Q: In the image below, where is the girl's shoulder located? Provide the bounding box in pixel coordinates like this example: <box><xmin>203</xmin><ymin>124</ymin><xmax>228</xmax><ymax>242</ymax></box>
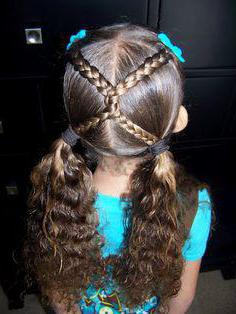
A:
<box><xmin>175</xmin><ymin>162</ymin><xmax>213</xmax><ymax>232</ymax></box>
<box><xmin>182</xmin><ymin>187</ymin><xmax>213</xmax><ymax>261</ymax></box>
<box><xmin>190</xmin><ymin>187</ymin><xmax>212</xmax><ymax>236</ymax></box>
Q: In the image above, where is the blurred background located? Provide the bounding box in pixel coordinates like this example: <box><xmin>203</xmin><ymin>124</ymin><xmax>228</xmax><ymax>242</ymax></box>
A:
<box><xmin>0</xmin><ymin>0</ymin><xmax>236</xmax><ymax>313</ymax></box>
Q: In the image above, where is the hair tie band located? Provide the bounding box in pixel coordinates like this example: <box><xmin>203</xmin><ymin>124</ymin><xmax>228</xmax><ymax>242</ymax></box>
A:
<box><xmin>61</xmin><ymin>125</ymin><xmax>171</xmax><ymax>156</ymax></box>
<box><xmin>61</xmin><ymin>125</ymin><xmax>81</xmax><ymax>146</ymax></box>
<box><xmin>157</xmin><ymin>33</ymin><xmax>185</xmax><ymax>63</ymax></box>
<box><xmin>66</xmin><ymin>29</ymin><xmax>87</xmax><ymax>50</ymax></box>
<box><xmin>147</xmin><ymin>134</ymin><xmax>171</xmax><ymax>156</ymax></box>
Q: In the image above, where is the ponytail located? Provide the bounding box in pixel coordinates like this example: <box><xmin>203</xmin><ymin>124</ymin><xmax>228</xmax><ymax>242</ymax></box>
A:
<box><xmin>113</xmin><ymin>151</ymin><xmax>188</xmax><ymax>313</ymax></box>
<box><xmin>24</xmin><ymin>138</ymin><xmax>105</xmax><ymax>307</ymax></box>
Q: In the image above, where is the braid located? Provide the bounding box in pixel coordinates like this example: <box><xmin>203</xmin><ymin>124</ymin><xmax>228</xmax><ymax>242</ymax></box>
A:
<box><xmin>75</xmin><ymin>86</ymin><xmax>122</xmax><ymax>134</ymax></box>
<box><xmin>109</xmin><ymin>49</ymin><xmax>172</xmax><ymax>144</ymax></box>
<box><xmin>115</xmin><ymin>48</ymin><xmax>171</xmax><ymax>96</ymax></box>
<box><xmin>114</xmin><ymin>113</ymin><xmax>157</xmax><ymax>145</ymax></box>
<box><xmin>73</xmin><ymin>51</ymin><xmax>113</xmax><ymax>97</ymax></box>
<box><xmin>77</xmin><ymin>111</ymin><xmax>119</xmax><ymax>134</ymax></box>
<box><xmin>72</xmin><ymin>52</ymin><xmax>121</xmax><ymax>133</ymax></box>
<box><xmin>71</xmin><ymin>47</ymin><xmax>172</xmax><ymax>144</ymax></box>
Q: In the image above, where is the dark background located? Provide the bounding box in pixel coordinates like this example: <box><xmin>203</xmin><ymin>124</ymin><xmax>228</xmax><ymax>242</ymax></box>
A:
<box><xmin>0</xmin><ymin>0</ymin><xmax>236</xmax><ymax>309</ymax></box>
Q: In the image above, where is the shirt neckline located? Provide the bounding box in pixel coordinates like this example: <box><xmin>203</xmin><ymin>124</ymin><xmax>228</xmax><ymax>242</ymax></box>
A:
<box><xmin>96</xmin><ymin>191</ymin><xmax>131</xmax><ymax>201</ymax></box>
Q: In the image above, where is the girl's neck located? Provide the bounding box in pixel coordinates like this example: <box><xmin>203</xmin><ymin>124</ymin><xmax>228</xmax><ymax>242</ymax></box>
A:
<box><xmin>92</xmin><ymin>155</ymin><xmax>144</xmax><ymax>197</ymax></box>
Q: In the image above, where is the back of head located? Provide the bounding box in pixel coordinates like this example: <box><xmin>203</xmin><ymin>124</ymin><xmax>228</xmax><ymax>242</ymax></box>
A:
<box><xmin>64</xmin><ymin>23</ymin><xmax>184</xmax><ymax>156</ymax></box>
<box><xmin>24</xmin><ymin>23</ymin><xmax>208</xmax><ymax>314</ymax></box>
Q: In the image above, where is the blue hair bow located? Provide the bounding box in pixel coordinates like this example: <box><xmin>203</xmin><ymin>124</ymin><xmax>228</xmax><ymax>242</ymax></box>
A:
<box><xmin>66</xmin><ymin>29</ymin><xmax>87</xmax><ymax>50</ymax></box>
<box><xmin>157</xmin><ymin>33</ymin><xmax>185</xmax><ymax>63</ymax></box>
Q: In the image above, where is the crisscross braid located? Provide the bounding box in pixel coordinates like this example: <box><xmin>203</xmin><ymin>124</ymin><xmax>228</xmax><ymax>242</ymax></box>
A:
<box><xmin>72</xmin><ymin>48</ymin><xmax>172</xmax><ymax>145</ymax></box>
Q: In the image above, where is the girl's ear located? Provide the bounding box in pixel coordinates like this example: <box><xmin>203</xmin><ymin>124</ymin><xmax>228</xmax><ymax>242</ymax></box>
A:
<box><xmin>173</xmin><ymin>105</ymin><xmax>188</xmax><ymax>133</ymax></box>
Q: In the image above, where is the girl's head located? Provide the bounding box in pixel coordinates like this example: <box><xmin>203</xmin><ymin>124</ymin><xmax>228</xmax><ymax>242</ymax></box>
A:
<box><xmin>63</xmin><ymin>23</ymin><xmax>187</xmax><ymax>157</ymax></box>
<box><xmin>25</xmin><ymin>23</ymin><xmax>204</xmax><ymax>314</ymax></box>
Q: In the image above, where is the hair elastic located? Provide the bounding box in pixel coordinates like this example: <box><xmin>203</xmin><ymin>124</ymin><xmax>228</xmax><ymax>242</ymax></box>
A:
<box><xmin>157</xmin><ymin>33</ymin><xmax>185</xmax><ymax>63</ymax></box>
<box><xmin>61</xmin><ymin>125</ymin><xmax>81</xmax><ymax>146</ymax></box>
<box><xmin>66</xmin><ymin>29</ymin><xmax>87</xmax><ymax>50</ymax></box>
<box><xmin>147</xmin><ymin>134</ymin><xmax>171</xmax><ymax>155</ymax></box>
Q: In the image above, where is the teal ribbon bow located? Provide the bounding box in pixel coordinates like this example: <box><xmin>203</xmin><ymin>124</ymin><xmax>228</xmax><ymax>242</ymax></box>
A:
<box><xmin>157</xmin><ymin>33</ymin><xmax>185</xmax><ymax>63</ymax></box>
<box><xmin>66</xmin><ymin>29</ymin><xmax>87</xmax><ymax>50</ymax></box>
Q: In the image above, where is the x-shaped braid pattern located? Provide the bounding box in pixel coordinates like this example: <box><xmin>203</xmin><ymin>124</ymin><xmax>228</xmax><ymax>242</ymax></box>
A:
<box><xmin>72</xmin><ymin>48</ymin><xmax>171</xmax><ymax>144</ymax></box>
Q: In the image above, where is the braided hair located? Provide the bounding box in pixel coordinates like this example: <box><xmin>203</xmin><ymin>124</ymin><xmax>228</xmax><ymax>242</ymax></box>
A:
<box><xmin>24</xmin><ymin>23</ymin><xmax>213</xmax><ymax>313</ymax></box>
<box><xmin>69</xmin><ymin>47</ymin><xmax>171</xmax><ymax>145</ymax></box>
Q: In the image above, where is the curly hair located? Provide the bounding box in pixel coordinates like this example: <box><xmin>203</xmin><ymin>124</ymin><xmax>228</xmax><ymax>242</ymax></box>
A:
<box><xmin>24</xmin><ymin>23</ymin><xmax>215</xmax><ymax>313</ymax></box>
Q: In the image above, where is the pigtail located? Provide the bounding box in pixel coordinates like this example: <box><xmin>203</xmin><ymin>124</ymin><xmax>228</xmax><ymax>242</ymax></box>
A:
<box><xmin>113</xmin><ymin>151</ymin><xmax>187</xmax><ymax>313</ymax></box>
<box><xmin>24</xmin><ymin>138</ymin><xmax>105</xmax><ymax>308</ymax></box>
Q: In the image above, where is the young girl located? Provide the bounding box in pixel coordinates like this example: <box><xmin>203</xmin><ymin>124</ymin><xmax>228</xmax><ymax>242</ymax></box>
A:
<box><xmin>24</xmin><ymin>23</ymin><xmax>215</xmax><ymax>314</ymax></box>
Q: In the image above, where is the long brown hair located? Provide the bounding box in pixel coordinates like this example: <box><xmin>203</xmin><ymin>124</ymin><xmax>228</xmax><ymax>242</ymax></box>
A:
<box><xmin>24</xmin><ymin>23</ymin><xmax>215</xmax><ymax>313</ymax></box>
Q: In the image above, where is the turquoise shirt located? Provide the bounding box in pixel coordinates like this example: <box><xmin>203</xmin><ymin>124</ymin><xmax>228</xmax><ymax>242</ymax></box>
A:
<box><xmin>95</xmin><ymin>188</ymin><xmax>212</xmax><ymax>261</ymax></box>
<box><xmin>77</xmin><ymin>188</ymin><xmax>212</xmax><ymax>313</ymax></box>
